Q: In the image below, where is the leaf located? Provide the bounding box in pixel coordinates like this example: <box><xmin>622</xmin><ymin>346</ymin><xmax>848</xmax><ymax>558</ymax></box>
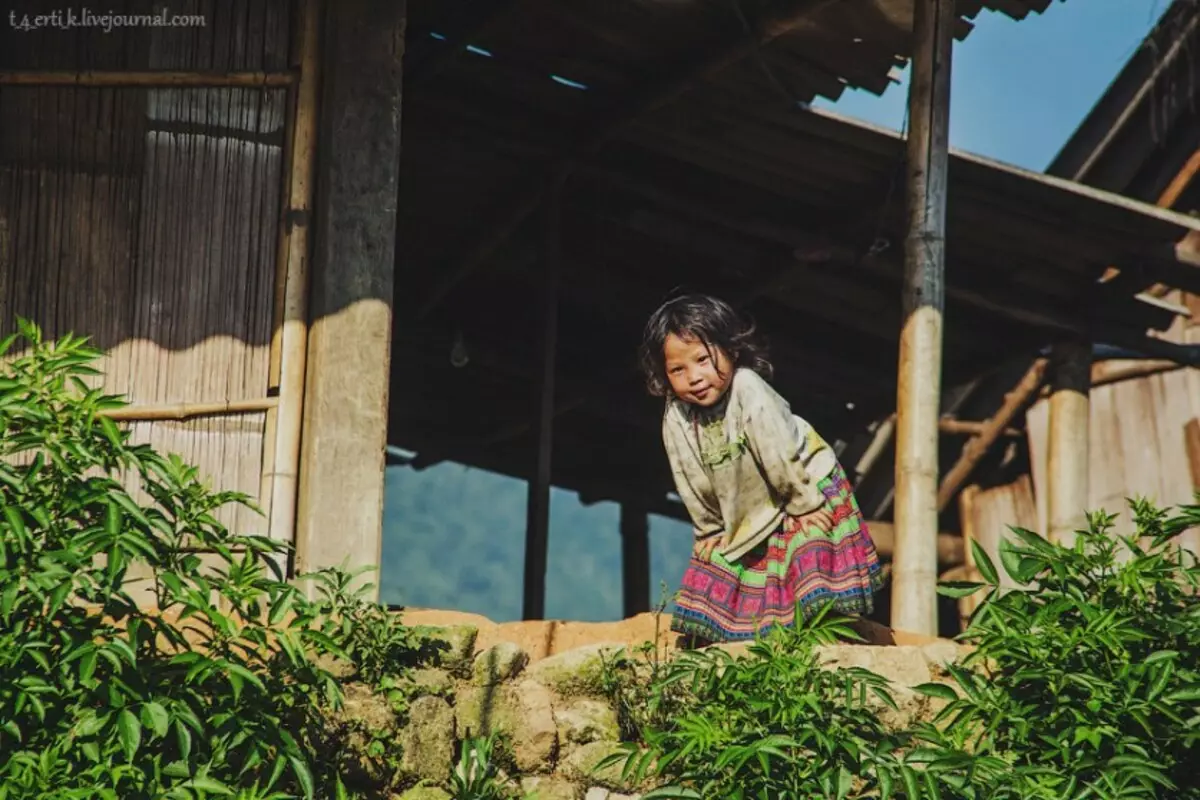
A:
<box><xmin>970</xmin><ymin>539</ymin><xmax>999</xmax><ymax>585</ymax></box>
<box><xmin>914</xmin><ymin>683</ymin><xmax>959</xmax><ymax>701</ymax></box>
<box><xmin>937</xmin><ymin>581</ymin><xmax>986</xmax><ymax>599</ymax></box>
<box><xmin>141</xmin><ymin>701</ymin><xmax>170</xmax><ymax>738</ymax></box>
<box><xmin>117</xmin><ymin>708</ymin><xmax>142</xmax><ymax>761</ymax></box>
<box><xmin>179</xmin><ymin>777</ymin><xmax>234</xmax><ymax>795</ymax></box>
<box><xmin>288</xmin><ymin>754</ymin><xmax>315</xmax><ymax>800</ymax></box>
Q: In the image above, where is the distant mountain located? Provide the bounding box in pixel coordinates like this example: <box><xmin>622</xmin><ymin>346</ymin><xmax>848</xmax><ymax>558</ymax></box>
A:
<box><xmin>380</xmin><ymin>462</ymin><xmax>693</xmax><ymax>622</ymax></box>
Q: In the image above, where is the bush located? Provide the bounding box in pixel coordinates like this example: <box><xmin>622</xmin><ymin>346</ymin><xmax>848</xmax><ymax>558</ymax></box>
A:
<box><xmin>604</xmin><ymin>501</ymin><xmax>1200</xmax><ymax>799</ymax></box>
<box><xmin>0</xmin><ymin>321</ymin><xmax>405</xmax><ymax>799</ymax></box>
<box><xmin>915</xmin><ymin>501</ymin><xmax>1200</xmax><ymax>799</ymax></box>
<box><xmin>600</xmin><ymin>605</ymin><xmax>915</xmax><ymax>799</ymax></box>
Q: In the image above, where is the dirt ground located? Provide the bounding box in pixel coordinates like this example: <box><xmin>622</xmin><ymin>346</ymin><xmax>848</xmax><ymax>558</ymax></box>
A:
<box><xmin>400</xmin><ymin>608</ymin><xmax>951</xmax><ymax>662</ymax></box>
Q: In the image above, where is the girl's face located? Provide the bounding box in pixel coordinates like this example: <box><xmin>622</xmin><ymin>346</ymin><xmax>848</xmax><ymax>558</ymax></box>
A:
<box><xmin>663</xmin><ymin>332</ymin><xmax>732</xmax><ymax>407</ymax></box>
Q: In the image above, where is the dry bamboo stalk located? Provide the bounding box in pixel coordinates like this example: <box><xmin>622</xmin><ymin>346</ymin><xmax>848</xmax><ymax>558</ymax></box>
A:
<box><xmin>936</xmin><ymin>358</ymin><xmax>1049</xmax><ymax>511</ymax></box>
<box><xmin>261</xmin><ymin>19</ymin><xmax>305</xmax><ymax>511</ymax></box>
<box><xmin>954</xmin><ymin>485</ymin><xmax>982</xmax><ymax>629</ymax></box>
<box><xmin>1185</xmin><ymin>419</ymin><xmax>1200</xmax><ymax>490</ymax></box>
<box><xmin>101</xmin><ymin>398</ymin><xmax>277</xmax><ymax>421</ymax></box>
<box><xmin>1088</xmin><ymin>358</ymin><xmax>1181</xmax><ymax>388</ymax></box>
<box><xmin>938</xmin><ymin>418</ymin><xmax>1021</xmax><ymax>437</ymax></box>
<box><xmin>265</xmin><ymin>0</ymin><xmax>320</xmax><ymax>551</ymax></box>
<box><xmin>854</xmin><ymin>413</ymin><xmax>896</xmax><ymax>483</ymax></box>
<box><xmin>0</xmin><ymin>70</ymin><xmax>295</xmax><ymax>87</ymax></box>
<box><xmin>892</xmin><ymin>0</ymin><xmax>955</xmax><ymax>637</ymax></box>
<box><xmin>1046</xmin><ymin>342</ymin><xmax>1091</xmax><ymax>546</ymax></box>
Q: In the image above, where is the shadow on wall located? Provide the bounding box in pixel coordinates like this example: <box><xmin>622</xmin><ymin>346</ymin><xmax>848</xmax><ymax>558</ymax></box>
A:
<box><xmin>380</xmin><ymin>462</ymin><xmax>693</xmax><ymax>622</ymax></box>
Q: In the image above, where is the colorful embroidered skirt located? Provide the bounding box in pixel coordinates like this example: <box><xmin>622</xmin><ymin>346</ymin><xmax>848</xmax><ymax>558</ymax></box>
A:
<box><xmin>670</xmin><ymin>461</ymin><xmax>886</xmax><ymax>643</ymax></box>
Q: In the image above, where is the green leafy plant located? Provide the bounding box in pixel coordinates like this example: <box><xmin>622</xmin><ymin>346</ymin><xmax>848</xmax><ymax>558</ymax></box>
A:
<box><xmin>915</xmin><ymin>500</ymin><xmax>1200</xmax><ymax>799</ymax></box>
<box><xmin>447</xmin><ymin>734</ymin><xmax>513</xmax><ymax>800</ymax></box>
<box><xmin>599</xmin><ymin>604</ymin><xmax>913</xmax><ymax>799</ymax></box>
<box><xmin>0</xmin><ymin>320</ymin><xmax>395</xmax><ymax>798</ymax></box>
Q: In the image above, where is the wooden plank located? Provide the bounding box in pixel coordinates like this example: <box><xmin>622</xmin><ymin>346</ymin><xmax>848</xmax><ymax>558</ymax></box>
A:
<box><xmin>892</xmin><ymin>0</ymin><xmax>954</xmax><ymax>638</ymax></box>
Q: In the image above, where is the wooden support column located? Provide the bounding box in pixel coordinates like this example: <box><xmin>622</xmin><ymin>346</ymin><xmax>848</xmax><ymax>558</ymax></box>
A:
<box><xmin>522</xmin><ymin>182</ymin><xmax>563</xmax><ymax>620</ymax></box>
<box><xmin>293</xmin><ymin>0</ymin><xmax>406</xmax><ymax>595</ymax></box>
<box><xmin>1046</xmin><ymin>340</ymin><xmax>1091</xmax><ymax>545</ymax></box>
<box><xmin>620</xmin><ymin>504</ymin><xmax>651</xmax><ymax>618</ymax></box>
<box><xmin>892</xmin><ymin>0</ymin><xmax>954</xmax><ymax>637</ymax></box>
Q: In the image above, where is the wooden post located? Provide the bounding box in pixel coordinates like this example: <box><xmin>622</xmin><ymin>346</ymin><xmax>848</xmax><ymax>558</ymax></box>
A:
<box><xmin>620</xmin><ymin>503</ymin><xmax>651</xmax><ymax>618</ymax></box>
<box><xmin>522</xmin><ymin>183</ymin><xmax>563</xmax><ymax>620</ymax></box>
<box><xmin>292</xmin><ymin>0</ymin><xmax>408</xmax><ymax>594</ymax></box>
<box><xmin>1046</xmin><ymin>340</ymin><xmax>1091</xmax><ymax>545</ymax></box>
<box><xmin>892</xmin><ymin>0</ymin><xmax>954</xmax><ymax>637</ymax></box>
<box><xmin>265</xmin><ymin>0</ymin><xmax>320</xmax><ymax>555</ymax></box>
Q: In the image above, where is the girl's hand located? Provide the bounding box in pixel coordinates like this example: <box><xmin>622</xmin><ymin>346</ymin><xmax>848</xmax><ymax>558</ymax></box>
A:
<box><xmin>796</xmin><ymin>509</ymin><xmax>833</xmax><ymax>533</ymax></box>
<box><xmin>694</xmin><ymin>535</ymin><xmax>722</xmax><ymax>560</ymax></box>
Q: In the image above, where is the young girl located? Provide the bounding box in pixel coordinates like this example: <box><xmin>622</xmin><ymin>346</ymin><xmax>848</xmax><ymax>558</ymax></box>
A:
<box><xmin>639</xmin><ymin>294</ymin><xmax>885</xmax><ymax>645</ymax></box>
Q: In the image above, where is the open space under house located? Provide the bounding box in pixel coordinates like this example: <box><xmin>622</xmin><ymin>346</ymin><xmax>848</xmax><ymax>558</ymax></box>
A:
<box><xmin>2</xmin><ymin>0</ymin><xmax>1200</xmax><ymax>636</ymax></box>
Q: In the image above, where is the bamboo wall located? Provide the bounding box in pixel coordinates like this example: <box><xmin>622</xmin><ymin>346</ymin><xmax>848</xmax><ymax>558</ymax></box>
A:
<box><xmin>0</xmin><ymin>1</ymin><xmax>295</xmax><ymax>543</ymax></box>
<box><xmin>970</xmin><ymin>292</ymin><xmax>1200</xmax><ymax>576</ymax></box>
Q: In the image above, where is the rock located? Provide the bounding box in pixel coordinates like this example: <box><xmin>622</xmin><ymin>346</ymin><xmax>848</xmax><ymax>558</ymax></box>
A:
<box><xmin>473</xmin><ymin>641</ymin><xmax>530</xmax><ymax>686</ymax></box>
<box><xmin>562</xmin><ymin>742</ymin><xmax>645</xmax><ymax>793</ymax></box>
<box><xmin>409</xmin><ymin>624</ymin><xmax>478</xmax><ymax>677</ymax></box>
<box><xmin>526</xmin><ymin>643</ymin><xmax>627</xmax><ymax>697</ymax></box>
<box><xmin>921</xmin><ymin>640</ymin><xmax>972</xmax><ymax>680</ymax></box>
<box><xmin>456</xmin><ymin>680</ymin><xmax>559</xmax><ymax>772</ymax></box>
<box><xmin>814</xmin><ymin>645</ymin><xmax>939</xmax><ymax>730</ymax></box>
<box><xmin>394</xmin><ymin>788</ymin><xmax>452</xmax><ymax>800</ymax></box>
<box><xmin>555</xmin><ymin>698</ymin><xmax>620</xmax><ymax>745</ymax></box>
<box><xmin>521</xmin><ymin>776</ymin><xmax>584</xmax><ymax>800</ymax></box>
<box><xmin>583</xmin><ymin>791</ymin><xmax>641</xmax><ymax>800</ymax></box>
<box><xmin>333</xmin><ymin>683</ymin><xmax>401</xmax><ymax>789</ymax></box>
<box><xmin>340</xmin><ymin>682</ymin><xmax>398</xmax><ymax>731</ymax></box>
<box><xmin>816</xmin><ymin>645</ymin><xmax>933</xmax><ymax>688</ymax></box>
<box><xmin>399</xmin><ymin>696</ymin><xmax>456</xmax><ymax>783</ymax></box>
<box><xmin>407</xmin><ymin>667</ymin><xmax>454</xmax><ymax>697</ymax></box>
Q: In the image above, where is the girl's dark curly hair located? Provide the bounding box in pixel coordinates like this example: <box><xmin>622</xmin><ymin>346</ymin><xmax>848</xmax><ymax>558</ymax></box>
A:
<box><xmin>638</xmin><ymin>293</ymin><xmax>773</xmax><ymax>397</ymax></box>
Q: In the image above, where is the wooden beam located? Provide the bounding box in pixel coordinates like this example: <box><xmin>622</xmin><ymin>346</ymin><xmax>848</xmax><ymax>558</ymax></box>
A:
<box><xmin>0</xmin><ymin>70</ymin><xmax>294</xmax><ymax>87</ymax></box>
<box><xmin>522</xmin><ymin>183</ymin><xmax>563</xmax><ymax>621</ymax></box>
<box><xmin>1099</xmin><ymin>148</ymin><xmax>1200</xmax><ymax>287</ymax></box>
<box><xmin>620</xmin><ymin>504</ymin><xmax>651</xmax><ymax>618</ymax></box>
<box><xmin>413</xmin><ymin>0</ymin><xmax>848</xmax><ymax>321</ymax></box>
<box><xmin>1046</xmin><ymin>341</ymin><xmax>1091</xmax><ymax>546</ymax></box>
<box><xmin>936</xmin><ymin>358</ymin><xmax>1049</xmax><ymax>511</ymax></box>
<box><xmin>892</xmin><ymin>0</ymin><xmax>955</xmax><ymax>637</ymax></box>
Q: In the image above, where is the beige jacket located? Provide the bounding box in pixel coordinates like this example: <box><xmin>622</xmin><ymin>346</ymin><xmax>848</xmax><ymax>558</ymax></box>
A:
<box><xmin>662</xmin><ymin>368</ymin><xmax>837</xmax><ymax>563</ymax></box>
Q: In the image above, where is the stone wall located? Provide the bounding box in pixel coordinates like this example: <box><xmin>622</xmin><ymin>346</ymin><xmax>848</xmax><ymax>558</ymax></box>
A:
<box><xmin>346</xmin><ymin>614</ymin><xmax>968</xmax><ymax>800</ymax></box>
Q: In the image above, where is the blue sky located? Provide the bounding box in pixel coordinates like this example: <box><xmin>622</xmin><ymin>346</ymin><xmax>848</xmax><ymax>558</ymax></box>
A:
<box><xmin>815</xmin><ymin>0</ymin><xmax>1169</xmax><ymax>171</ymax></box>
<box><xmin>381</xmin><ymin>0</ymin><xmax>1173</xmax><ymax>622</ymax></box>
